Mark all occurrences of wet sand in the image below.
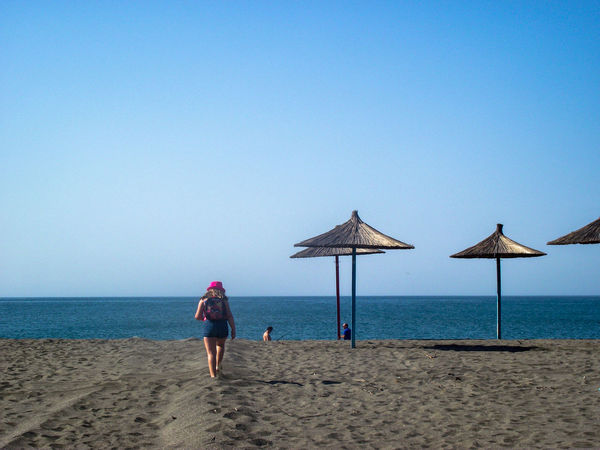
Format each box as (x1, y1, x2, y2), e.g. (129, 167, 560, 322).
(1, 338, 599, 448)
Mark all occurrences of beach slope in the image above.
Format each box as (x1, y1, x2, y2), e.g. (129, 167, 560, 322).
(1, 338, 599, 448)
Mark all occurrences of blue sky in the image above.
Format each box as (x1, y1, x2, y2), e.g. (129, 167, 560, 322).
(1, 1, 599, 297)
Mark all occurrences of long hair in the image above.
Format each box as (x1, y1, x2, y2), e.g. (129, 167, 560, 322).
(203, 288, 228, 302)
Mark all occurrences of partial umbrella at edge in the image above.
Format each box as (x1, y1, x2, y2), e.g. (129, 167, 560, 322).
(294, 210, 414, 348)
(290, 247, 385, 340)
(547, 217, 600, 245)
(450, 224, 546, 339)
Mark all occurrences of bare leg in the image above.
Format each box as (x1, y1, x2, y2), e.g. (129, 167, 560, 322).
(216, 338, 226, 374)
(203, 337, 218, 377)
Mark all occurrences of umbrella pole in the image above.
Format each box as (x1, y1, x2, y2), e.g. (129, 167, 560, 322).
(335, 255, 341, 340)
(496, 257, 502, 339)
(351, 247, 356, 349)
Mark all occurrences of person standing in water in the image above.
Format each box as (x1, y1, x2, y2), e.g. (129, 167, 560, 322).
(195, 281, 236, 378)
(340, 323, 351, 340)
(263, 326, 273, 341)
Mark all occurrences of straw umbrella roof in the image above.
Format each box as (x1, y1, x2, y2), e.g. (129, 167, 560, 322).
(294, 210, 414, 250)
(290, 247, 384, 258)
(547, 217, 600, 245)
(451, 224, 546, 259)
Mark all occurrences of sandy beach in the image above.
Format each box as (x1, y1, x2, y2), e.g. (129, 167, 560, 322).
(1, 338, 599, 448)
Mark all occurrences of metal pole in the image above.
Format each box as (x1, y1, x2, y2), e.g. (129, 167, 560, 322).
(496, 257, 502, 340)
(335, 255, 340, 340)
(351, 247, 356, 348)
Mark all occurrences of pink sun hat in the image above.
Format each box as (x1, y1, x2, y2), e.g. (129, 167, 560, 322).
(207, 281, 225, 292)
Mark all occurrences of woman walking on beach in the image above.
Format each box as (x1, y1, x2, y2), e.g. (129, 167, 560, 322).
(195, 281, 236, 378)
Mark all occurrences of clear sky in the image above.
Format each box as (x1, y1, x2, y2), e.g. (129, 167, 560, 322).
(1, 1, 599, 297)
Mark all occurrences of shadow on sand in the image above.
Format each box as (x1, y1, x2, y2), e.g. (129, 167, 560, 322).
(423, 343, 538, 353)
(257, 380, 304, 386)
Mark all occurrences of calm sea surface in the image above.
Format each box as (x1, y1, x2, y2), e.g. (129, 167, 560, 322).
(1, 296, 599, 340)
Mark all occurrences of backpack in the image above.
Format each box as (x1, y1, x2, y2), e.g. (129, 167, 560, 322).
(203, 297, 227, 321)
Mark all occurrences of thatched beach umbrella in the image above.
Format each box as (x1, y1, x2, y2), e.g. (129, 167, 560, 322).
(450, 224, 546, 339)
(290, 247, 384, 340)
(294, 210, 414, 348)
(547, 217, 600, 245)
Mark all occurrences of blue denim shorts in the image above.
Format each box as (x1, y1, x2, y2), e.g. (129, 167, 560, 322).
(203, 320, 229, 338)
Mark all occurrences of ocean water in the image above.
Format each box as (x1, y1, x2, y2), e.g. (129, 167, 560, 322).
(0, 296, 599, 341)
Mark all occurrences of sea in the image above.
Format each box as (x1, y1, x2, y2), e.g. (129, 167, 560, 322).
(1, 296, 599, 341)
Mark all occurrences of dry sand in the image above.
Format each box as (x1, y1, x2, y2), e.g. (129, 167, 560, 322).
(1, 338, 599, 448)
